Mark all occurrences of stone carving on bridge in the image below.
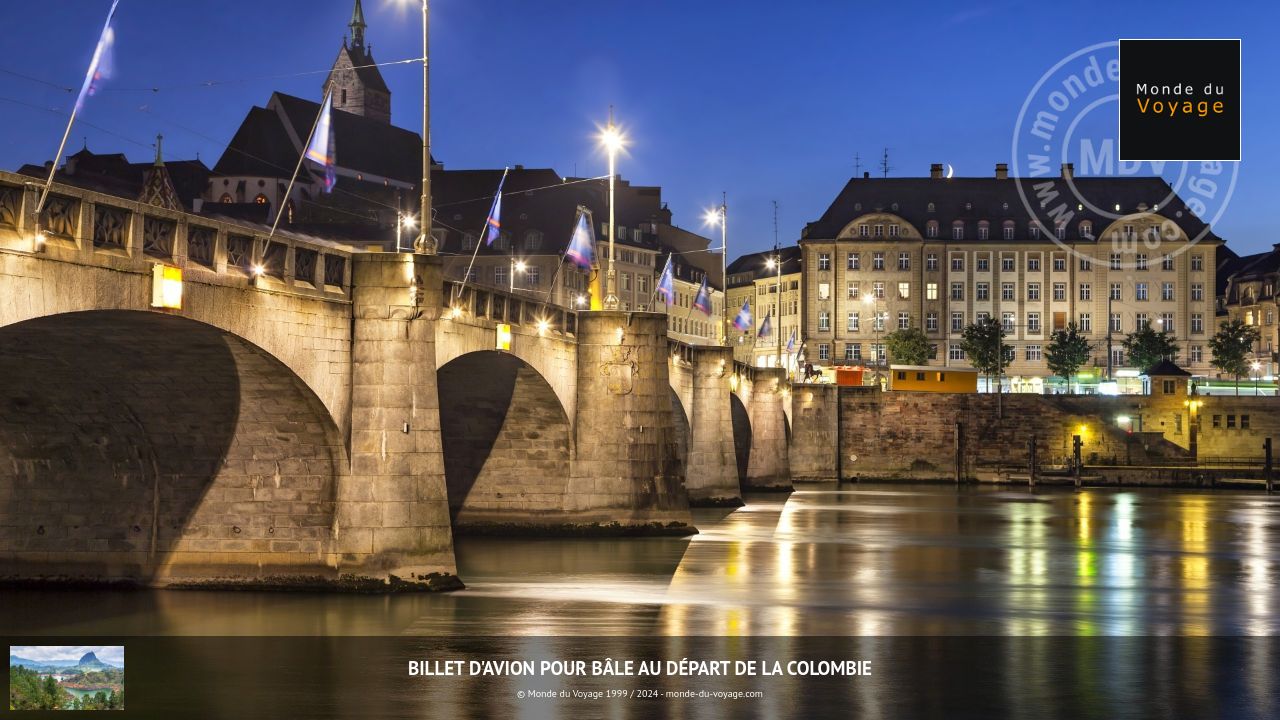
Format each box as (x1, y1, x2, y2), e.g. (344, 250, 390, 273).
(187, 226, 215, 267)
(601, 345, 638, 396)
(93, 205, 128, 249)
(0, 187, 19, 229)
(226, 234, 253, 272)
(39, 196, 78, 239)
(142, 216, 176, 259)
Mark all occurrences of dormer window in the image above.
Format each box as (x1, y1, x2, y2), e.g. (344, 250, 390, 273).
(1079, 221, 1093, 238)
(926, 220, 938, 238)
(927, 202, 936, 213)
(1002, 220, 1015, 240)
(977, 221, 990, 240)
(952, 221, 964, 240)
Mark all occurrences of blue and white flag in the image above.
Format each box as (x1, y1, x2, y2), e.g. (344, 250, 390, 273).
(786, 329, 796, 352)
(74, 0, 121, 113)
(692, 276, 712, 315)
(484, 174, 505, 245)
(732, 301, 752, 332)
(304, 93, 336, 193)
(757, 310, 772, 339)
(566, 210, 595, 269)
(656, 256, 674, 306)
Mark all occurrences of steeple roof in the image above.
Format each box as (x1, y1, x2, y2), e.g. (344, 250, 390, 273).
(349, 0, 367, 49)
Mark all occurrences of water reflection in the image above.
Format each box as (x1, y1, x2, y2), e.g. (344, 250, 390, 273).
(4, 485, 1279, 638)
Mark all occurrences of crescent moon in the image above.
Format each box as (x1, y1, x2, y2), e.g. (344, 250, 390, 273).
(945, 164, 954, 179)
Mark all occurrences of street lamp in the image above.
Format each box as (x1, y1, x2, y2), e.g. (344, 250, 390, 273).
(511, 259, 526, 293)
(704, 200, 728, 344)
(396, 212, 417, 252)
(393, 0, 433, 251)
(766, 255, 783, 371)
(598, 113, 626, 311)
(1252, 360, 1262, 396)
(863, 292, 883, 386)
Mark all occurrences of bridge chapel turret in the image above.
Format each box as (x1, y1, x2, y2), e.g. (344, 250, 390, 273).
(323, 0, 392, 123)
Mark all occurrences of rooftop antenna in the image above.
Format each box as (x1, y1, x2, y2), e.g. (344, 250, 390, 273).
(772, 200, 779, 251)
(880, 147, 891, 178)
(853, 152, 862, 177)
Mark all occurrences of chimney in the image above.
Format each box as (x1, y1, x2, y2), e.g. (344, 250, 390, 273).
(1061, 162, 1074, 179)
(930, 163, 944, 179)
(995, 163, 1008, 180)
(863, 171, 870, 179)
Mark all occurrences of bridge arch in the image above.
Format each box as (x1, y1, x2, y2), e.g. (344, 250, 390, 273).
(0, 253, 352, 437)
(730, 393, 752, 486)
(0, 310, 346, 584)
(436, 350, 573, 530)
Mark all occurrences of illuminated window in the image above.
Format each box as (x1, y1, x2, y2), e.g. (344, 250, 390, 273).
(254, 194, 268, 204)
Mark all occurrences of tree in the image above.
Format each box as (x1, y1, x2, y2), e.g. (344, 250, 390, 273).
(1045, 322, 1093, 392)
(1122, 324, 1179, 373)
(1209, 318, 1261, 395)
(884, 327, 931, 366)
(960, 318, 1012, 384)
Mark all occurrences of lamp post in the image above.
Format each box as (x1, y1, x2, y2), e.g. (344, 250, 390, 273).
(599, 112, 625, 311)
(863, 292, 883, 386)
(1253, 360, 1262, 396)
(511, 259, 525, 293)
(705, 200, 728, 344)
(767, 255, 783, 371)
(397, 212, 417, 252)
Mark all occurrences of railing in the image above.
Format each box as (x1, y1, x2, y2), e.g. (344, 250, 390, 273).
(442, 279, 577, 336)
(0, 171, 354, 299)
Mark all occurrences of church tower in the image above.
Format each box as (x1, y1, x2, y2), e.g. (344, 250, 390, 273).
(323, 0, 391, 123)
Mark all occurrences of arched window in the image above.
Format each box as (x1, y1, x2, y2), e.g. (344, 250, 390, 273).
(254, 194, 268, 205)
(1079, 220, 1093, 239)
(1002, 220, 1016, 240)
(926, 220, 938, 238)
(219, 193, 233, 204)
(977, 220, 990, 240)
(951, 220, 965, 240)
(927, 202, 936, 213)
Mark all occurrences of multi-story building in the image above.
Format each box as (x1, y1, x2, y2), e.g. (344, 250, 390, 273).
(1219, 243, 1280, 379)
(799, 163, 1224, 391)
(725, 247, 802, 370)
(659, 249, 724, 346)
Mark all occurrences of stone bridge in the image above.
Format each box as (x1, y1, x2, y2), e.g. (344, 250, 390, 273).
(0, 172, 790, 591)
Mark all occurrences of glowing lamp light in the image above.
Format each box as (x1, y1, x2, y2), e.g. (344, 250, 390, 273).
(251, 264, 266, 277)
(150, 264, 183, 309)
(401, 214, 418, 230)
(703, 208, 722, 227)
(34, 231, 46, 248)
(536, 318, 550, 336)
(574, 294, 587, 308)
(1077, 424, 1088, 437)
(495, 323, 512, 351)
(1116, 415, 1131, 425)
(766, 258, 777, 270)
(514, 260, 527, 273)
(599, 124, 626, 154)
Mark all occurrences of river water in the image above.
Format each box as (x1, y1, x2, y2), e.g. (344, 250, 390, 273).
(5, 484, 1279, 718)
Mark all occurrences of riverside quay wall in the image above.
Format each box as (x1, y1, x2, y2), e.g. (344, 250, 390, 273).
(790, 386, 1279, 482)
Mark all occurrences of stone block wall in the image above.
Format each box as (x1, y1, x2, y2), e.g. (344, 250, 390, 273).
(682, 346, 741, 505)
(789, 384, 841, 481)
(342, 254, 458, 588)
(744, 367, 792, 490)
(563, 312, 693, 532)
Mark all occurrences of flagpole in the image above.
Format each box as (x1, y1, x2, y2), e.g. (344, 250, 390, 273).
(456, 167, 508, 305)
(269, 87, 333, 241)
(35, 0, 120, 219)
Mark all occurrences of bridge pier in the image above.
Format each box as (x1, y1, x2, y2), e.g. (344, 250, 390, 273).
(339, 254, 460, 589)
(683, 346, 742, 506)
(563, 312, 694, 534)
(745, 368, 793, 492)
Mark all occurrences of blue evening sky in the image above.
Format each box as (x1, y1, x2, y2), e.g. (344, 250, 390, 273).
(2, 1, 1276, 255)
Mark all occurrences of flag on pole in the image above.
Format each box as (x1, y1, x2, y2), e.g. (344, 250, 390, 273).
(74, 0, 121, 113)
(656, 256, 674, 306)
(732, 301, 752, 332)
(692, 276, 712, 315)
(757, 310, 772, 339)
(304, 93, 336, 193)
(786, 329, 796, 353)
(483, 174, 506, 245)
(566, 210, 595, 269)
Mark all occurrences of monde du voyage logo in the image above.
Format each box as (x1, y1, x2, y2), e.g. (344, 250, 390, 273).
(1120, 39, 1241, 162)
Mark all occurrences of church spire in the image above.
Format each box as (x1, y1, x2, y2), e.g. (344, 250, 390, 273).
(349, 0, 367, 49)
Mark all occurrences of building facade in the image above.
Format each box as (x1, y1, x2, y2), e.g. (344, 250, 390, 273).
(1219, 244, 1280, 381)
(798, 163, 1224, 391)
(726, 247, 802, 370)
